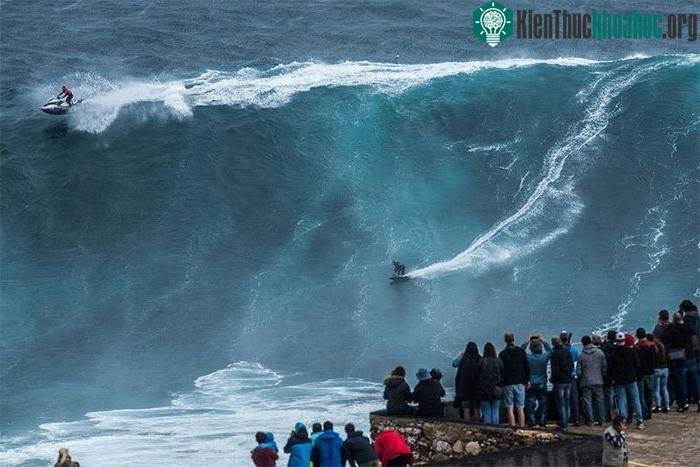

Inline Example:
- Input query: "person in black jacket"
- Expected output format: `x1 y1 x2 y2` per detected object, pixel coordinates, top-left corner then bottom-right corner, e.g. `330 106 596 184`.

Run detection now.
634 328 656 420
602 330 618 422
666 312 699 412
550 336 573 432
498 332 529 427
383 366 412 415
454 342 482 422
342 423 380 467
412 368 445 417
478 342 504 425
609 332 644 428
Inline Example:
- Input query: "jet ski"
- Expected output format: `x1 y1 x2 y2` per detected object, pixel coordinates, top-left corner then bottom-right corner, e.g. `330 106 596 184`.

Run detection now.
390 260 409 281
41 97 81 115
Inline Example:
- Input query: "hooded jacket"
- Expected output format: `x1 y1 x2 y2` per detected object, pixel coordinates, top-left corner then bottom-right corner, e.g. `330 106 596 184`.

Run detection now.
477 356 504 401
342 431 379 466
610 345 640 385
522 340 551 386
550 346 573 384
498 344 529 386
577 343 607 387
684 310 699 337
455 355 481 401
412 379 445 417
311 430 343 467
601 341 616 386
252 446 278 467
383 375 412 415
373 429 412 466
634 340 656 376
653 321 673 345
284 428 312 467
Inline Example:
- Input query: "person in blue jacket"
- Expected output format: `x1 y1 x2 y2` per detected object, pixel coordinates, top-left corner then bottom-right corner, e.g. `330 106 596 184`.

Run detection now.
284 422 312 467
561 330 581 425
311 421 343 467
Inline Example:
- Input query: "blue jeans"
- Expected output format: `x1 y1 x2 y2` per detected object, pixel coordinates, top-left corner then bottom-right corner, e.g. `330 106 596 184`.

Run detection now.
554 383 571 430
637 374 654 419
503 384 526 408
481 400 500 425
614 382 643 423
653 368 670 409
526 384 547 427
675 358 700 406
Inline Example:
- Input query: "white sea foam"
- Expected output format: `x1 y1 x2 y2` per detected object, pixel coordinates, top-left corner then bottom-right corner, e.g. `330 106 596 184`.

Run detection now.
596 207 669 332
409 59 672 279
1 362 382 466
66 57 607 133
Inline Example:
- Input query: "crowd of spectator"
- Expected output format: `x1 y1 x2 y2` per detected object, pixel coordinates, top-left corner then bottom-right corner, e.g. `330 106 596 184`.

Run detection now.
252 421 412 467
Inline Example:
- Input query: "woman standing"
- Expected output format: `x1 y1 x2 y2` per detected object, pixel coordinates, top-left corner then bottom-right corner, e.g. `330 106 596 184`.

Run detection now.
455 342 482 422
478 342 504 425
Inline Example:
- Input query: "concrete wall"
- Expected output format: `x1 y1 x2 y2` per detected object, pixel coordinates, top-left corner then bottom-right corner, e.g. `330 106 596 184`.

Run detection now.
370 411 602 466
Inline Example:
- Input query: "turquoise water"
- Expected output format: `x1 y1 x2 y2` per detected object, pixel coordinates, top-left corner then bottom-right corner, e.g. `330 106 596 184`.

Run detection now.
1 1 699 465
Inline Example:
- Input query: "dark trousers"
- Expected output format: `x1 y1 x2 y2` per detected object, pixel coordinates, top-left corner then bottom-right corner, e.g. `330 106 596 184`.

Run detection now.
603 384 615 421
637 374 654 419
387 454 413 467
526 383 547 427
570 378 580 423
581 385 605 424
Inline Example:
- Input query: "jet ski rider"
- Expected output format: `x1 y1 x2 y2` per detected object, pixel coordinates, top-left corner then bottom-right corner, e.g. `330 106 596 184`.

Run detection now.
392 261 406 277
57 86 74 106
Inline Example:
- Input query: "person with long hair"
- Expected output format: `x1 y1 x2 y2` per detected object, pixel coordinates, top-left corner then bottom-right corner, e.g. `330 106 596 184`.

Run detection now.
455 342 482 422
647 333 670 413
478 342 504 425
53 448 79 467
383 366 412 415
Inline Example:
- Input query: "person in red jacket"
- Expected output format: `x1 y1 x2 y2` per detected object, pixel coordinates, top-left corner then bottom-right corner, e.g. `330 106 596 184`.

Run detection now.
57 86 74 105
251 431 279 467
370 427 413 467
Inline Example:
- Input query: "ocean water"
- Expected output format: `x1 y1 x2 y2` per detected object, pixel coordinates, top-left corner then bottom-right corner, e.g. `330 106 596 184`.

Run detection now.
1 1 699 465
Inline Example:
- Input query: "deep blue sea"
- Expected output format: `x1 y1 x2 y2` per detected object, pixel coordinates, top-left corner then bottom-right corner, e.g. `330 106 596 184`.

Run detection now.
1 0 698 465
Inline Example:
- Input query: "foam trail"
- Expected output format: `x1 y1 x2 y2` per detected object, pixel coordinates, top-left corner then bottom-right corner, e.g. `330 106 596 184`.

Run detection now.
67 57 605 133
1 362 382 466
595 207 669 332
410 60 670 279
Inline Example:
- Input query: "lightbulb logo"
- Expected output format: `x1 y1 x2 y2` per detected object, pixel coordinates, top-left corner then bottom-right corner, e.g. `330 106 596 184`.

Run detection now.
473 1 513 47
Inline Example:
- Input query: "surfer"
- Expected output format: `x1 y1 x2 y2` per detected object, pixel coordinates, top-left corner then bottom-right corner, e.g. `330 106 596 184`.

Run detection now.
57 86 74 106
392 261 406 277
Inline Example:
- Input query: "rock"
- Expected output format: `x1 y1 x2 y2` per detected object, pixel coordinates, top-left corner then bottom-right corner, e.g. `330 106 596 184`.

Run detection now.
464 441 481 456
452 440 464 454
422 423 436 439
434 440 451 453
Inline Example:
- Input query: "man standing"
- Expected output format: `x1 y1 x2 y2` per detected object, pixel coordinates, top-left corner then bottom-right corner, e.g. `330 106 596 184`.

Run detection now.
578 335 607 425
551 336 574 432
521 335 551 428
601 330 618 422
634 329 656 420
561 331 581 426
609 332 644 429
311 421 344 467
499 332 530 427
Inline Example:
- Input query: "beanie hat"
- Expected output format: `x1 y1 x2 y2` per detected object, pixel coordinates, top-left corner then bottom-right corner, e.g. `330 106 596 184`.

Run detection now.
416 368 431 381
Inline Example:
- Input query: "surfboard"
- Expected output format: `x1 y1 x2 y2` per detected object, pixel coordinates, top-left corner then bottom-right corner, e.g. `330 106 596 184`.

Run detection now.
389 276 410 282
